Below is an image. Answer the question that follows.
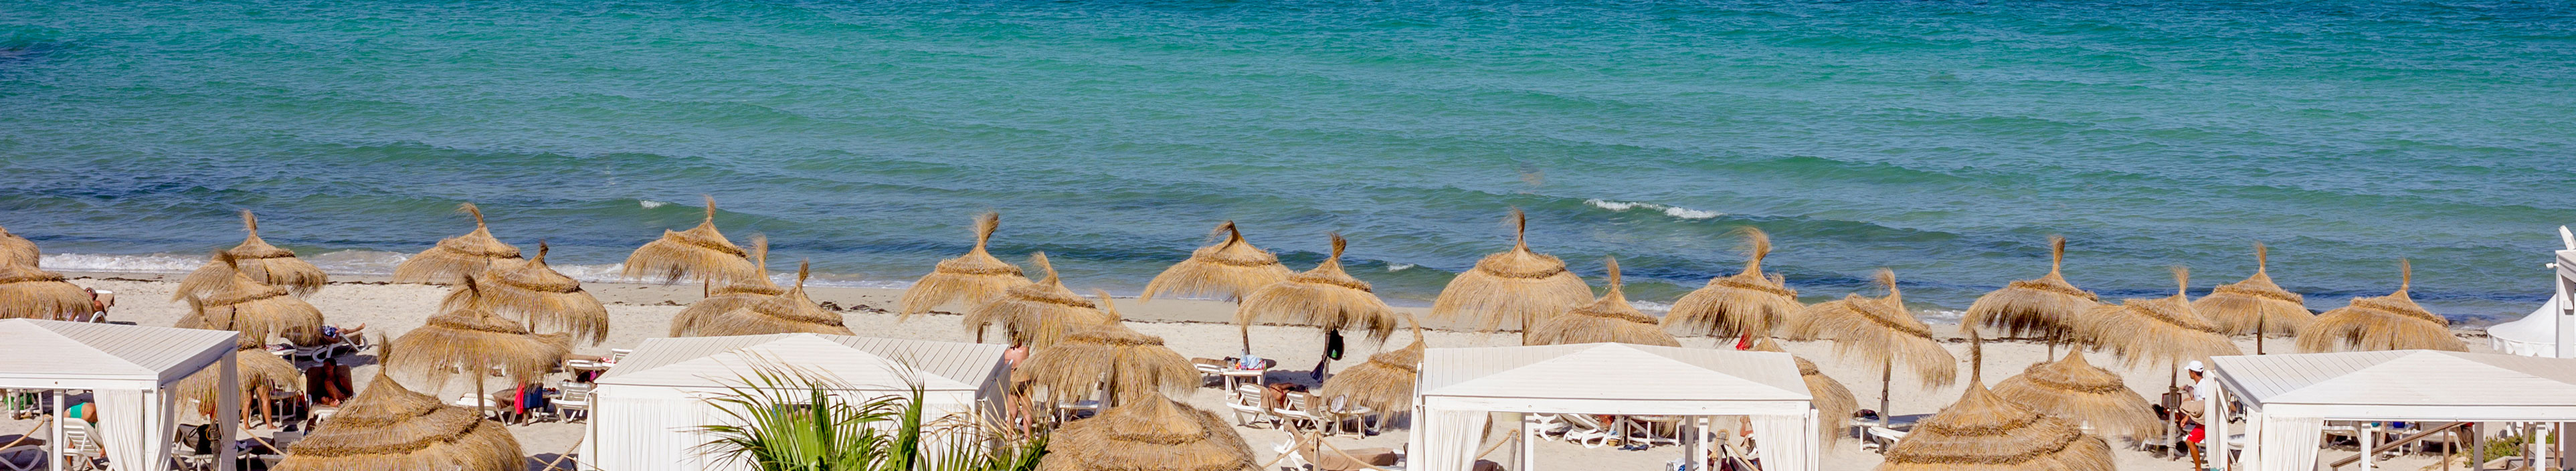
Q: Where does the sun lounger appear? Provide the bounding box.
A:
[551,383,594,422]
[1560,414,1619,448]
[1225,385,1275,428]
[1273,392,1325,432]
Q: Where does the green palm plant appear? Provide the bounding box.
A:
[695,363,1046,471]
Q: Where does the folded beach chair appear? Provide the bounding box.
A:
[1225,385,1275,428]
[1561,414,1619,449]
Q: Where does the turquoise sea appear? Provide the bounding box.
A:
[3,0,2573,321]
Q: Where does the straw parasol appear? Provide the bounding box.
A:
[391,203,522,284]
[0,262,91,320]
[1431,209,1594,342]
[178,211,327,299]
[0,225,38,267]
[1666,227,1804,340]
[1035,395,1258,471]
[1016,292,1198,407]
[1989,351,2156,438]
[177,337,302,417]
[621,195,760,285]
[1875,384,2115,471]
[385,288,571,388]
[1235,233,1400,352]
[181,252,326,345]
[897,211,1026,318]
[2298,260,2467,352]
[1962,236,2099,347]
[2073,267,2240,367]
[1141,221,1291,304]
[670,261,854,337]
[273,363,524,471]
[1803,269,1957,422]
[963,252,1109,349]
[441,242,608,345]
[1748,337,1856,443]
[1317,315,1427,415]
[1528,257,1679,347]
[667,236,786,336]
[2191,243,2312,355]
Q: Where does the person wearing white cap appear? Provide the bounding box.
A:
[2186,360,2215,401]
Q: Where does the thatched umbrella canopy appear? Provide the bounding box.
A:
[963,252,1109,348]
[2298,260,2466,352]
[178,211,327,299]
[666,236,786,335]
[0,262,91,320]
[441,242,608,345]
[1036,395,1257,471]
[622,195,760,285]
[1141,221,1291,303]
[1989,351,2156,438]
[1804,269,1956,423]
[1748,337,1857,443]
[1236,233,1400,352]
[1528,257,1679,347]
[898,211,1027,318]
[671,261,854,337]
[385,292,570,388]
[2192,243,2312,355]
[1317,317,1427,415]
[2074,267,2240,367]
[177,337,302,415]
[181,253,326,345]
[0,225,39,267]
[1962,236,2099,347]
[1431,209,1594,341]
[1875,384,2115,471]
[1017,292,1197,407]
[1666,227,1804,340]
[272,368,524,471]
[392,203,522,284]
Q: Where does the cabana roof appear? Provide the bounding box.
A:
[1418,343,1809,415]
[2213,350,2576,421]
[597,333,1007,392]
[0,318,238,389]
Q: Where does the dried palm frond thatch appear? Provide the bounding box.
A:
[1875,384,2115,471]
[0,225,39,267]
[178,211,327,299]
[1036,395,1258,471]
[1528,257,1679,347]
[1317,315,1429,414]
[1803,269,1957,388]
[1141,221,1291,302]
[392,203,522,284]
[1749,337,1857,443]
[672,261,854,337]
[2298,260,2466,352]
[963,252,1109,349]
[177,339,304,415]
[273,358,524,471]
[898,211,1027,318]
[1667,227,1805,339]
[1236,233,1400,342]
[182,252,327,345]
[385,291,571,387]
[621,195,759,285]
[0,262,91,320]
[2191,243,2312,354]
[1962,236,2098,345]
[1431,209,1593,340]
[441,242,608,345]
[2073,267,2240,367]
[1989,351,2157,438]
[1017,292,1198,407]
[668,236,788,337]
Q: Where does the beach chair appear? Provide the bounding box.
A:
[1322,395,1374,436]
[1272,392,1325,432]
[1626,415,1685,448]
[58,422,99,471]
[1192,358,1226,387]
[0,419,46,471]
[1560,414,1619,449]
[606,349,634,363]
[551,383,593,423]
[1224,385,1275,428]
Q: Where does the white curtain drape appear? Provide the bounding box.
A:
[1752,412,1819,471]
[2251,415,2322,471]
[1408,407,1489,471]
[94,386,176,471]
[591,390,714,471]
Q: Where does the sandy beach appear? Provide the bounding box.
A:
[3,272,2494,470]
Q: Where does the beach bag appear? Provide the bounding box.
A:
[1324,331,1345,361]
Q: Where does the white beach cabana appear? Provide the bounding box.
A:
[582,333,1009,471]
[0,318,242,471]
[1407,343,1818,471]
[2486,226,2576,358]
[2207,350,2576,471]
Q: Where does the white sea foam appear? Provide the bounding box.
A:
[1630,300,1673,313]
[638,199,668,209]
[1385,262,1414,272]
[1584,199,1722,220]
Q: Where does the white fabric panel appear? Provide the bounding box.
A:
[2488,294,2568,357]
[94,387,175,471]
[591,388,715,471]
[1417,395,1809,416]
[1409,407,1489,471]
[2253,415,2322,471]
[1752,412,1818,471]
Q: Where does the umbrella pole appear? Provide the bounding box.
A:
[1240,323,1252,355]
[1879,359,1892,427]
[2256,316,2266,355]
